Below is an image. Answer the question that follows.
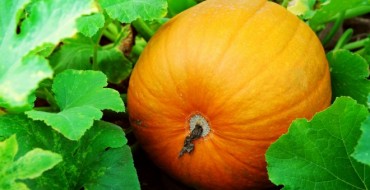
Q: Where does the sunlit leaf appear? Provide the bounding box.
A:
[26,70,124,140]
[266,97,369,189]
[0,0,97,111]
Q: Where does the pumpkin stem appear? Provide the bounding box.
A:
[179,124,203,157]
[179,114,210,157]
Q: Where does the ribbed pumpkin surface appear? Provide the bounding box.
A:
[127,0,332,189]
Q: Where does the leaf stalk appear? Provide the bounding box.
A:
[132,19,155,41]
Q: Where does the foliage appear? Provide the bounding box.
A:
[0,0,369,189]
[352,95,370,166]
[0,114,139,189]
[327,50,370,105]
[0,135,62,190]
[26,69,123,140]
[0,0,97,112]
[266,97,369,189]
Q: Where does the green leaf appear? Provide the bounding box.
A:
[0,114,139,190]
[0,54,51,112]
[266,97,369,189]
[0,135,62,190]
[328,50,370,106]
[167,0,197,17]
[352,115,370,166]
[146,18,169,33]
[77,13,105,37]
[0,135,18,171]
[309,0,370,30]
[82,147,140,190]
[52,70,124,111]
[13,148,62,179]
[49,34,94,74]
[0,0,97,111]
[359,37,370,65]
[98,48,132,84]
[98,0,168,23]
[129,36,147,62]
[26,70,124,140]
[29,43,55,57]
[352,95,370,165]
[26,106,102,140]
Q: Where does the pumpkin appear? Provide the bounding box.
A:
[127,0,332,189]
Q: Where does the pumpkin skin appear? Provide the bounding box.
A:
[127,0,332,189]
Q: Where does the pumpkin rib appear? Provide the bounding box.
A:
[264,17,302,64]
[215,3,290,72]
[185,140,234,189]
[208,27,315,123]
[206,17,303,119]
[212,0,269,64]
[212,68,330,141]
[194,132,270,177]
[162,28,193,111]
[132,33,187,110]
[191,0,268,35]
[131,56,187,119]
[201,139,268,189]
[139,133,184,152]
[209,135,268,172]
[190,139,257,189]
[160,2,266,98]
[217,25,317,117]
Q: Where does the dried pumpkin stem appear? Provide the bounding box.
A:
[179,125,203,157]
[179,114,210,157]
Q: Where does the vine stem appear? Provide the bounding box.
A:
[107,23,119,36]
[92,21,119,70]
[132,18,155,41]
[322,11,345,46]
[281,0,290,7]
[92,44,99,70]
[102,30,117,42]
[103,22,120,42]
[327,6,370,23]
[333,28,353,51]
[112,25,130,47]
[42,87,59,111]
[343,38,370,50]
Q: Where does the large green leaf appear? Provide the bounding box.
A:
[352,115,370,166]
[0,0,97,111]
[266,97,369,189]
[167,0,197,17]
[27,106,102,140]
[0,135,62,190]
[98,0,167,23]
[26,70,124,140]
[328,50,370,106]
[0,114,139,190]
[81,147,140,189]
[97,48,132,84]
[76,13,105,37]
[49,34,95,74]
[352,95,370,165]
[359,37,370,65]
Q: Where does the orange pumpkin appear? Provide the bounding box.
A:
[127,0,332,189]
